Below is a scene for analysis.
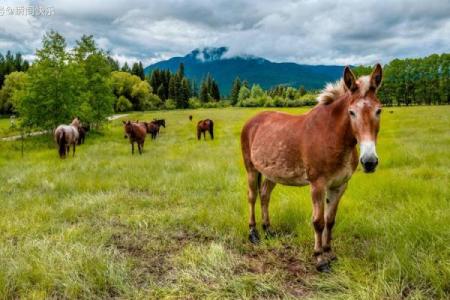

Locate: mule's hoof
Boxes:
[249,228,260,244]
[323,248,337,262]
[328,253,337,262]
[316,261,331,273]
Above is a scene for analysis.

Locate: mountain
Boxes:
[144,47,344,94]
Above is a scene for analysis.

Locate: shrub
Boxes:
[164,99,177,110]
[115,96,132,112]
[188,97,202,109]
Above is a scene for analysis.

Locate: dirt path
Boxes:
[1,114,129,142]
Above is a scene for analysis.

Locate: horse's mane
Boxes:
[317,75,373,105]
[316,79,347,105]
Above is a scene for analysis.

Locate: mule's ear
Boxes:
[370,63,383,90]
[343,66,357,92]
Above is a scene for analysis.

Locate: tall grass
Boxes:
[0,106,448,298]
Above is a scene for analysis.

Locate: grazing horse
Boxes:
[78,124,90,145]
[152,119,166,130]
[241,65,383,272]
[54,117,81,158]
[143,121,160,139]
[197,119,214,140]
[123,120,147,154]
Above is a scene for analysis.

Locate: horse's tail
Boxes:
[209,120,214,140]
[57,130,66,158]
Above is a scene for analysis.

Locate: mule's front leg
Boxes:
[311,181,329,272]
[323,184,347,262]
[131,142,134,155]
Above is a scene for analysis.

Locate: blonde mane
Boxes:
[317,75,373,105]
[316,79,346,105]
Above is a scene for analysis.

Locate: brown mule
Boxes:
[241,65,383,272]
[123,120,147,154]
[197,119,214,140]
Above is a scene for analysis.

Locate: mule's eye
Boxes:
[349,110,356,118]
[376,108,382,116]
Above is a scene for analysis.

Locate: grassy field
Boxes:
[0,106,449,299]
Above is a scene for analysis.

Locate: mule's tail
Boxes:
[209,121,214,140]
[57,130,66,158]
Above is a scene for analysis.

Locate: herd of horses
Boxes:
[54,116,214,158]
[52,65,384,272]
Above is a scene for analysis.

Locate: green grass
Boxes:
[0,106,449,299]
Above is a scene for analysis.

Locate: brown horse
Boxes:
[77,124,90,145]
[241,65,383,272]
[54,117,80,158]
[197,119,214,140]
[189,115,193,121]
[123,120,147,154]
[143,121,159,139]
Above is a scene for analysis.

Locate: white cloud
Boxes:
[0,0,448,66]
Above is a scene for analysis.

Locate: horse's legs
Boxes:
[247,171,260,243]
[260,179,276,237]
[72,142,76,157]
[311,180,329,272]
[203,131,206,140]
[323,183,347,261]
[131,142,134,155]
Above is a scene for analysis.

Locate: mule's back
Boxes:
[241,111,311,186]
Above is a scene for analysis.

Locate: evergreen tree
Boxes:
[199,80,209,103]
[121,62,131,73]
[211,81,220,101]
[177,63,185,78]
[230,77,241,105]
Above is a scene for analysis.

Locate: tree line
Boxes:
[0,30,448,131]
[353,54,449,106]
[0,31,225,131]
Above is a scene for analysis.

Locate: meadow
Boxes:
[0,106,449,299]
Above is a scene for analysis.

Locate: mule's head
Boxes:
[123,120,133,138]
[344,64,383,173]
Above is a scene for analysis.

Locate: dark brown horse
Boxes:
[152,119,166,129]
[189,115,193,121]
[241,65,383,272]
[197,119,214,140]
[143,121,159,139]
[54,117,80,158]
[77,124,90,145]
[123,120,147,154]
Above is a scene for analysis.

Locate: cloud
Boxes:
[0,0,448,66]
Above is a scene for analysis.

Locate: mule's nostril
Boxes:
[362,159,378,173]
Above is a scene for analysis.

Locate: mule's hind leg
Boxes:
[260,179,276,238]
[323,183,347,262]
[131,142,135,155]
[310,180,330,272]
[247,171,261,243]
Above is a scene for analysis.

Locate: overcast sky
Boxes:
[0,0,449,66]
